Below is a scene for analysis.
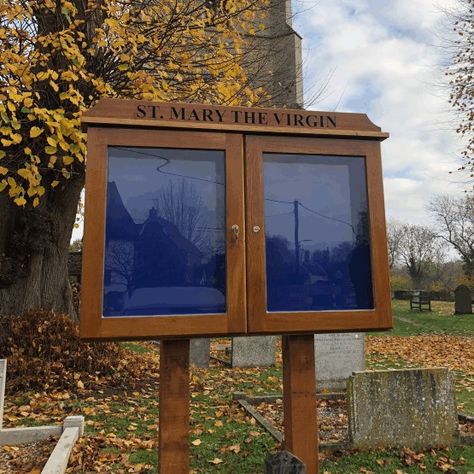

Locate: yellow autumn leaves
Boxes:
[0,0,269,207]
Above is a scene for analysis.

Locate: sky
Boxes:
[293,0,465,226]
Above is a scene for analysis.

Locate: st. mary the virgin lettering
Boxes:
[136,104,337,129]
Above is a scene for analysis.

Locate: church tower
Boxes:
[250,0,304,108]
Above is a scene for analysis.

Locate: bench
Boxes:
[410,290,431,312]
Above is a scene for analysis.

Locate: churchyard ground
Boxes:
[0,299,473,472]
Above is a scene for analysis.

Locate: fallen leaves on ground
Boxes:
[367,335,474,375]
[255,396,350,445]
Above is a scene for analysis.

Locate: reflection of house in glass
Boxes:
[103,182,226,316]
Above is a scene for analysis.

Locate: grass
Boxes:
[320,446,474,473]
[456,384,474,415]
[374,299,474,336]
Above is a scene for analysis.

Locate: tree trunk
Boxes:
[0,175,84,320]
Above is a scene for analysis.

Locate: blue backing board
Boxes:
[103,147,226,316]
[263,153,373,312]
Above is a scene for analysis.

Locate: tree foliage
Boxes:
[447,0,474,174]
[386,220,404,269]
[429,194,474,277]
[0,0,268,208]
[0,0,275,317]
[387,222,445,288]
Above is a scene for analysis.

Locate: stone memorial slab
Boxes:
[314,333,365,391]
[0,359,6,430]
[190,338,210,368]
[348,368,458,449]
[232,336,276,368]
[455,284,472,314]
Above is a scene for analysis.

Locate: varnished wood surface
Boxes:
[283,335,318,473]
[80,128,247,340]
[81,117,392,339]
[159,339,190,474]
[82,99,389,141]
[245,135,393,334]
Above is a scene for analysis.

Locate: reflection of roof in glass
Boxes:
[107,182,202,258]
[139,208,202,258]
[106,181,137,240]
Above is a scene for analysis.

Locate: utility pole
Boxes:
[294,200,300,277]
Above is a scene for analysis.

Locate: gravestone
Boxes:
[347,368,458,449]
[190,338,210,368]
[232,336,276,368]
[264,451,305,474]
[314,333,365,391]
[454,285,472,314]
[0,360,6,430]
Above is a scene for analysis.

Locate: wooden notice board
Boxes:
[80,99,392,340]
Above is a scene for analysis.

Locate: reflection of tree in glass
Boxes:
[105,241,135,294]
[355,210,370,245]
[153,179,208,251]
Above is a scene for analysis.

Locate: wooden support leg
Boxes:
[159,339,190,474]
[282,335,318,473]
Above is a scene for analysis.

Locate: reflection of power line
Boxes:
[265,197,293,205]
[116,147,225,185]
[117,147,356,232]
[157,167,225,186]
[265,211,293,218]
[265,195,354,233]
[298,202,355,233]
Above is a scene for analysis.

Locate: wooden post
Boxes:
[159,339,190,474]
[282,335,318,473]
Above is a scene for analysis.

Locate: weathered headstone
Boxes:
[314,333,365,391]
[455,285,472,314]
[232,336,276,368]
[190,338,210,368]
[0,360,6,430]
[264,450,306,474]
[347,368,458,449]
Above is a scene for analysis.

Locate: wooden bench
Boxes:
[410,290,431,312]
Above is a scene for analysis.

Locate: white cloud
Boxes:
[295,0,465,226]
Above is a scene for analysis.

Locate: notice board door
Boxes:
[245,135,392,334]
[81,128,247,339]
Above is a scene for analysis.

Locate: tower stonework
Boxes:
[258,0,303,108]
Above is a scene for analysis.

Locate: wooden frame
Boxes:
[80,128,247,340]
[245,135,392,334]
[80,99,392,340]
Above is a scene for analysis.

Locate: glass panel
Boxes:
[103,147,226,316]
[264,153,373,312]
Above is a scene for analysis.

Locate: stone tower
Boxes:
[249,0,303,108]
